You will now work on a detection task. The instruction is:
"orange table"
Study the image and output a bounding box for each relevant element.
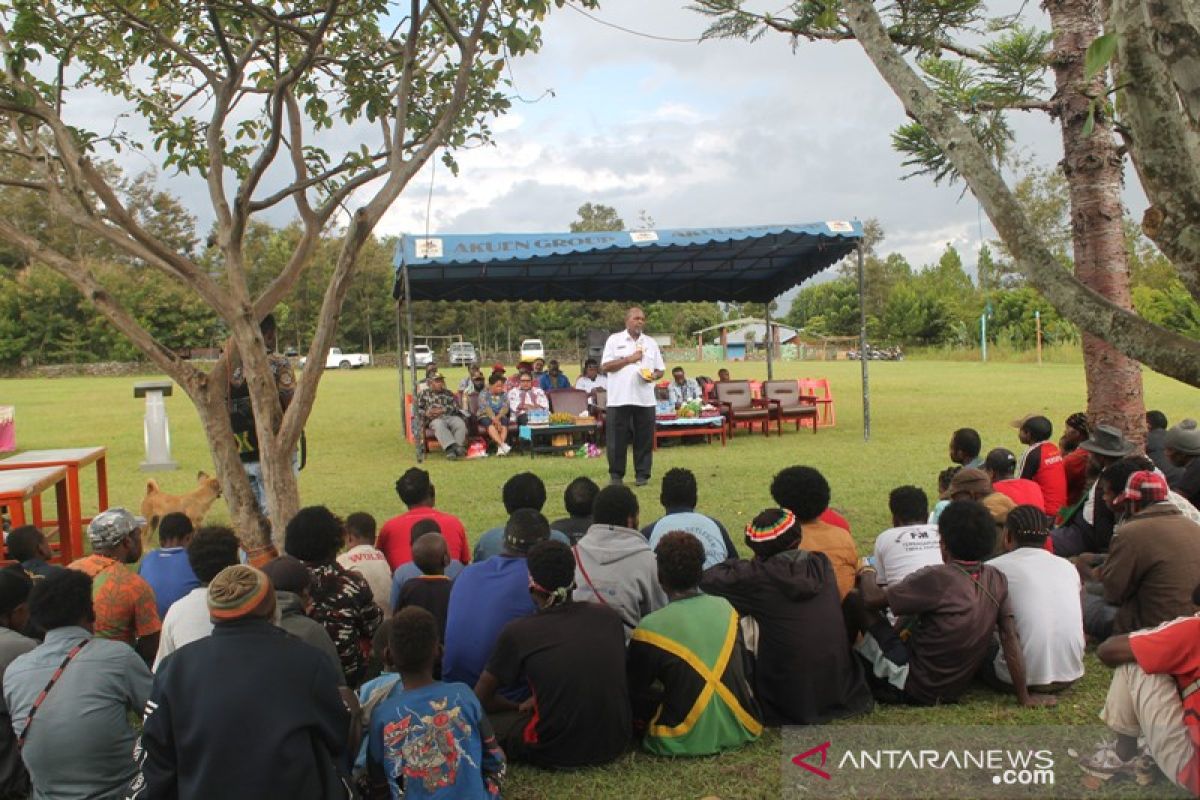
[0,466,73,563]
[0,447,107,560]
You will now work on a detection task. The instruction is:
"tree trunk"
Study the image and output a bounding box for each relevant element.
[1046,0,1146,443]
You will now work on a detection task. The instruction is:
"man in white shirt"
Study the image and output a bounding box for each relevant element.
[600,307,665,487]
[871,486,942,586]
[154,526,241,670]
[336,512,392,613]
[986,504,1084,692]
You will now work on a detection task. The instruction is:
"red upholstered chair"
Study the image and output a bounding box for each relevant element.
[762,380,818,434]
[713,380,772,437]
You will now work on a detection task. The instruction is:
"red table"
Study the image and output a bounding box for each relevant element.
[0,466,73,563]
[0,447,107,561]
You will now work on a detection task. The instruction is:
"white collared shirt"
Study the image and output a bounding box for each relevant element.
[601,329,664,407]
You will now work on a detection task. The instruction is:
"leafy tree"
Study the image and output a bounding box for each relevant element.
[0,0,592,549]
[880,283,952,345]
[784,277,861,337]
[569,203,625,233]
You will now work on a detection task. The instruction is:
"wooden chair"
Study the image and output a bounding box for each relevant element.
[713,380,772,437]
[799,377,836,427]
[762,380,819,434]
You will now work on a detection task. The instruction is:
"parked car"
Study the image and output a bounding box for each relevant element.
[406,345,434,367]
[300,347,371,369]
[448,341,477,366]
[519,339,545,361]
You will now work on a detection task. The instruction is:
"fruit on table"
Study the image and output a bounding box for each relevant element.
[549,412,576,425]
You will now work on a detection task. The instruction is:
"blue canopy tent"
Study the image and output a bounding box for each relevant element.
[392,221,872,441]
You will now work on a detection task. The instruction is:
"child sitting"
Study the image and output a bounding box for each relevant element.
[397,533,453,645]
[367,607,504,799]
[389,520,464,611]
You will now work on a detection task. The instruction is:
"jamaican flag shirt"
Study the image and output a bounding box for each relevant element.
[628,593,762,756]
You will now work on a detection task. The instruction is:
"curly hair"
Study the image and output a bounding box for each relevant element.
[659,468,698,510]
[951,428,981,460]
[937,500,996,561]
[157,512,194,544]
[395,468,433,507]
[29,569,94,631]
[563,477,600,518]
[526,540,576,595]
[770,466,831,522]
[592,485,639,527]
[1005,504,1051,547]
[888,486,928,525]
[388,606,439,673]
[344,512,376,544]
[187,526,242,584]
[284,506,344,563]
[655,531,705,592]
[502,472,547,514]
[5,526,44,563]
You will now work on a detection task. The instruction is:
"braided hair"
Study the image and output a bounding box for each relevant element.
[1005,504,1051,547]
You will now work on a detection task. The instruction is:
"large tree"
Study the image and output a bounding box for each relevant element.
[696,0,1200,431]
[0,0,587,555]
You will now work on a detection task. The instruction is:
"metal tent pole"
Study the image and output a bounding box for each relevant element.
[396,299,408,434]
[404,265,418,393]
[765,304,774,381]
[857,241,870,442]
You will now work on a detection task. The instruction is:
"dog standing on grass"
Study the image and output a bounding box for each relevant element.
[141,472,222,544]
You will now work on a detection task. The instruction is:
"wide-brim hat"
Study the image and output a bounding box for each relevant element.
[941,467,992,499]
[1079,424,1136,458]
[1165,419,1200,456]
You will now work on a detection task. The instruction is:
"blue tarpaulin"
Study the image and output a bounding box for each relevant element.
[393,221,862,303]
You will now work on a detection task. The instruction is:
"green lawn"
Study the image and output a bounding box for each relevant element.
[2,359,1196,798]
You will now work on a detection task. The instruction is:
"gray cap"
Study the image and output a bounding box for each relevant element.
[1166,419,1200,456]
[87,507,145,548]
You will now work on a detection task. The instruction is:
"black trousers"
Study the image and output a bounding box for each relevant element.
[606,404,655,481]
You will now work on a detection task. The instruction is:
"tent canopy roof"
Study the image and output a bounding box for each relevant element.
[393,221,862,303]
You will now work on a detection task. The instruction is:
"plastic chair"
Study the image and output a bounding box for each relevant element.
[799,378,835,427]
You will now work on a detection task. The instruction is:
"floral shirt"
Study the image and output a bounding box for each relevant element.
[414,389,462,423]
[68,555,162,645]
[306,561,383,686]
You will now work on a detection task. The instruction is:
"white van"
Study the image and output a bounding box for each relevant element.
[519,339,545,361]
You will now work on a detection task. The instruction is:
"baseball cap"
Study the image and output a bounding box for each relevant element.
[87,507,146,548]
[491,362,506,373]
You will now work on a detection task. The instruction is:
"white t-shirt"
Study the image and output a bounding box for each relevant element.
[601,329,664,407]
[337,545,393,613]
[575,374,607,393]
[871,523,942,586]
[988,546,1085,686]
[154,587,213,671]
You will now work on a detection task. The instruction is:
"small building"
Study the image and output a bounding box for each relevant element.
[694,318,797,361]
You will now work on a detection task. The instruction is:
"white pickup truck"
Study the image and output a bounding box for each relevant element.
[300,347,371,369]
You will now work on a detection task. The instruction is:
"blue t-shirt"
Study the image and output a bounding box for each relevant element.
[538,373,570,391]
[646,511,731,569]
[138,547,201,618]
[472,527,571,563]
[442,557,534,695]
[368,681,504,800]
[390,561,464,611]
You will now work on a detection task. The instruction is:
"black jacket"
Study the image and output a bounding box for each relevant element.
[137,618,350,800]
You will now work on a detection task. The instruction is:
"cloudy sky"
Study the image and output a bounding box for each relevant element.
[373,0,1082,277]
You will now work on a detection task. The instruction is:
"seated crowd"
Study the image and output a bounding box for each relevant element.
[1,408,1199,797]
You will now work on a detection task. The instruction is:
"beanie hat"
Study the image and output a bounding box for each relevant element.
[745,508,797,543]
[208,565,273,621]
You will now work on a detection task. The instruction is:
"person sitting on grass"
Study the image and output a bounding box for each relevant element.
[1076,460,1200,642]
[928,466,960,523]
[629,532,761,756]
[442,509,550,697]
[476,540,630,769]
[4,570,153,800]
[396,533,453,644]
[1051,424,1135,557]
[983,448,1046,511]
[154,526,241,669]
[0,569,35,798]
[549,476,600,544]
[1164,418,1200,508]
[844,500,1055,708]
[1013,414,1068,517]
[388,520,464,610]
[1060,412,1094,506]
[337,512,391,615]
[982,506,1084,693]
[259,555,346,684]
[4,526,64,580]
[770,466,859,599]
[368,607,504,799]
[139,565,351,800]
[68,507,161,664]
[139,512,200,620]
[642,468,737,569]
[949,427,983,470]
[1080,583,1200,791]
[472,472,570,562]
[286,506,383,687]
[701,508,872,724]
[377,468,470,569]
[476,375,513,457]
[869,486,942,588]
[573,485,667,637]
[351,619,401,791]
[937,467,1015,546]
[1144,411,1181,485]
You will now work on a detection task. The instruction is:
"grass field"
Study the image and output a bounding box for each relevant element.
[2,359,1196,798]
